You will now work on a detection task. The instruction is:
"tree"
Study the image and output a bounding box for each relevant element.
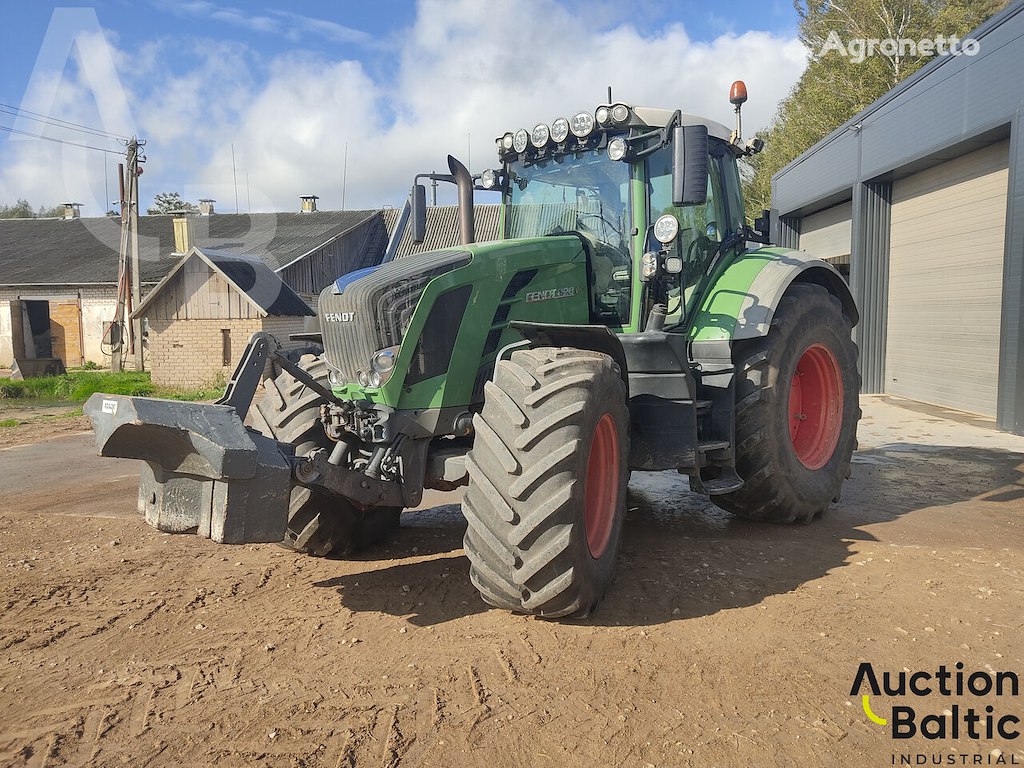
[743,0,1009,220]
[0,199,65,218]
[146,192,198,215]
[0,199,37,219]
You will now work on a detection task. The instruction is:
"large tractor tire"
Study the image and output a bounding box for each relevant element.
[710,284,860,523]
[250,353,400,556]
[462,348,629,619]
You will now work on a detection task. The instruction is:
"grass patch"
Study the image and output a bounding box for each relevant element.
[0,418,18,428]
[0,371,221,403]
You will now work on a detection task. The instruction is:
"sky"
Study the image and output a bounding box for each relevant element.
[0,0,807,215]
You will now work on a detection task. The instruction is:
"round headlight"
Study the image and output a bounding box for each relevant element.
[501,132,514,150]
[512,129,529,153]
[328,368,344,387]
[530,123,550,148]
[570,111,594,138]
[356,370,369,387]
[641,252,658,280]
[611,103,630,124]
[654,213,680,244]
[595,106,610,125]
[550,117,569,143]
[480,168,497,189]
[607,137,628,161]
[371,348,397,373]
[368,370,382,388]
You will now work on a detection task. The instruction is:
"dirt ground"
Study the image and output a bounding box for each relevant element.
[1,395,1023,767]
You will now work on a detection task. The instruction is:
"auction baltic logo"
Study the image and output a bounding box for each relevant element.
[851,663,1020,764]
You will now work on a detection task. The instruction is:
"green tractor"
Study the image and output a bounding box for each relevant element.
[86,83,859,619]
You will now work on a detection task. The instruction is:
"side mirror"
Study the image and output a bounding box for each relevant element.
[754,208,771,239]
[671,124,708,207]
[411,184,426,244]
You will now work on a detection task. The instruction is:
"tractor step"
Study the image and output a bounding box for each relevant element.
[700,476,745,494]
[697,440,730,453]
[695,399,712,412]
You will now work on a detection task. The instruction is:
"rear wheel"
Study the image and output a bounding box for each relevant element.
[462,347,629,618]
[250,353,400,556]
[710,284,860,523]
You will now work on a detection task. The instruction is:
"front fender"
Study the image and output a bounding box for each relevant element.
[689,247,858,342]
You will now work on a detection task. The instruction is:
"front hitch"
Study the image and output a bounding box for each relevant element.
[85,332,415,544]
[85,393,293,543]
[85,332,296,544]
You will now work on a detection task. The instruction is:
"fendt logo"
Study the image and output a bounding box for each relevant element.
[324,312,356,323]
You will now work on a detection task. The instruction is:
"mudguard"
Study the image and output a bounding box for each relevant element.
[689,247,858,343]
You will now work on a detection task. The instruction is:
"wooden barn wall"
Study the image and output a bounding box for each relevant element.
[279,215,386,294]
[146,255,259,321]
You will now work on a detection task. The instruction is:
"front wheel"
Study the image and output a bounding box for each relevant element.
[462,348,630,619]
[249,353,401,556]
[710,284,860,523]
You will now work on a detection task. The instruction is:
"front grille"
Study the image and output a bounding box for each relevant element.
[318,249,472,381]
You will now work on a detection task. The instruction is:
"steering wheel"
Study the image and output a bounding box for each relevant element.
[577,211,621,233]
[686,234,717,265]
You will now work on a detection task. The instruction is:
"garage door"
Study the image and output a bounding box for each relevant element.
[885,141,1009,417]
[799,201,852,262]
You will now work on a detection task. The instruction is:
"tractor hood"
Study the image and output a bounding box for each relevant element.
[318,248,473,384]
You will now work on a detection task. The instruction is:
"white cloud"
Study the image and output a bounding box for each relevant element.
[0,1,808,216]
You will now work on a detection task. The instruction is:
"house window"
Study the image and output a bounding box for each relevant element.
[221,328,231,366]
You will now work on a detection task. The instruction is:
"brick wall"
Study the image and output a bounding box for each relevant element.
[148,317,263,388]
[0,285,121,368]
[148,315,314,389]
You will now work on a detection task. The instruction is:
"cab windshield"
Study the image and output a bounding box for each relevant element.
[504,148,630,257]
[504,149,633,327]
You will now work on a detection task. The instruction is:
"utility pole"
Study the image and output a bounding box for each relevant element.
[113,136,145,371]
[129,137,144,372]
[342,142,348,211]
[112,160,127,372]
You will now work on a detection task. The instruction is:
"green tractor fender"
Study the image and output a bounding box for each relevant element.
[507,320,629,391]
[690,247,858,344]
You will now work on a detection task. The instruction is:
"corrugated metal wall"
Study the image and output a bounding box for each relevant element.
[884,141,1010,417]
[799,202,852,260]
[851,182,892,394]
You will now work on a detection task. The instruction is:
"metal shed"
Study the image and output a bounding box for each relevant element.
[771,2,1024,433]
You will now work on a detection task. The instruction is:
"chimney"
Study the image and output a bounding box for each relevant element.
[172,211,194,254]
[60,202,82,220]
[197,198,215,216]
[299,194,319,213]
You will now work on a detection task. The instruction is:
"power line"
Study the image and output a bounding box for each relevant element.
[0,102,127,141]
[0,124,125,155]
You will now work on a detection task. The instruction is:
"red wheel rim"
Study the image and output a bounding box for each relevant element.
[584,413,619,559]
[789,343,844,470]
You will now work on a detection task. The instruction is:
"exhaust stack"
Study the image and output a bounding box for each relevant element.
[447,155,475,245]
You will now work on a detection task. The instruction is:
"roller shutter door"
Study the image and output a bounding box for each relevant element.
[885,141,1009,417]
[799,201,852,262]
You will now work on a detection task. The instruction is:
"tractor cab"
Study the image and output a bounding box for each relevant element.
[486,94,764,334]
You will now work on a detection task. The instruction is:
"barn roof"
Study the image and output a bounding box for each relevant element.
[133,247,314,319]
[382,204,501,258]
[0,209,380,285]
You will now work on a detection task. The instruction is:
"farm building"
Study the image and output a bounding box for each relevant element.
[0,201,386,374]
[133,247,314,388]
[772,3,1024,433]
